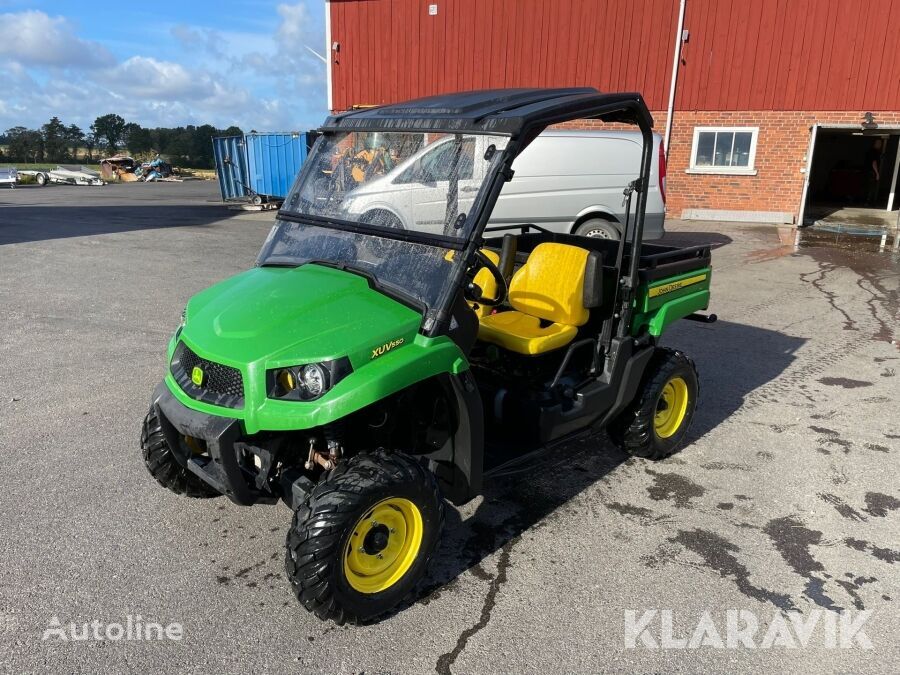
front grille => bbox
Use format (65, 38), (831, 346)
(171, 342), (244, 408)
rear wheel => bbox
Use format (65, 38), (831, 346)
(609, 348), (699, 459)
(140, 407), (220, 498)
(36, 173), (47, 187)
(285, 450), (443, 624)
(575, 218), (620, 240)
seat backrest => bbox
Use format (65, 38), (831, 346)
(508, 242), (590, 326)
(471, 248), (500, 318)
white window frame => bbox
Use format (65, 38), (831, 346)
(687, 126), (759, 175)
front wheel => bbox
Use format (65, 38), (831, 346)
(285, 450), (444, 624)
(609, 348), (699, 459)
(140, 407), (220, 498)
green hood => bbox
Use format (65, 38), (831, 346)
(164, 262), (467, 433)
(182, 264), (421, 368)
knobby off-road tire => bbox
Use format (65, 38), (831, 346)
(140, 407), (220, 498)
(285, 450), (444, 624)
(609, 348), (699, 460)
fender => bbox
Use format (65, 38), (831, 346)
(424, 371), (484, 505)
(359, 203), (409, 229)
(571, 205), (621, 232)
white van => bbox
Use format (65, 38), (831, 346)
(340, 129), (667, 240)
(495, 130), (666, 239)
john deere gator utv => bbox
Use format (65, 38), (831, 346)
(141, 88), (714, 623)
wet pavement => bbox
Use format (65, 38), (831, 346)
(804, 204), (900, 233)
(1, 186), (898, 673)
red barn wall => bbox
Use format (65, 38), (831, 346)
(677, 0), (900, 111)
(329, 0), (900, 113)
(329, 0), (680, 110)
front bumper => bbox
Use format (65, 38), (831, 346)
(152, 382), (280, 506)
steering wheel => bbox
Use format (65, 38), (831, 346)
(466, 250), (508, 306)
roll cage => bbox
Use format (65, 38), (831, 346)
(278, 87), (655, 338)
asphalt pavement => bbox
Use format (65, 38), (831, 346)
(0, 181), (897, 673)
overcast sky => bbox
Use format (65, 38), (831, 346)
(0, 1), (328, 132)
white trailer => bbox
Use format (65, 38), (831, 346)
(17, 166), (105, 187)
(0, 166), (16, 188)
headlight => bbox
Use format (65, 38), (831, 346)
(298, 364), (326, 397)
(267, 358), (352, 401)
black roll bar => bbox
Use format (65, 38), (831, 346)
(617, 115), (654, 339)
(428, 96), (655, 338)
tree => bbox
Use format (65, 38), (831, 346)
(124, 123), (154, 157)
(4, 118), (250, 168)
(41, 116), (67, 161)
(5, 127), (27, 143)
(66, 124), (84, 161)
(6, 126), (43, 163)
(84, 131), (98, 162)
(190, 124), (218, 167)
(92, 114), (126, 153)
(162, 127), (193, 164)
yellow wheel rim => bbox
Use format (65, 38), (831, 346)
(343, 497), (423, 594)
(654, 376), (689, 439)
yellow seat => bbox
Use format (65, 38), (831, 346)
(478, 242), (590, 355)
(470, 249), (501, 318)
(477, 311), (578, 355)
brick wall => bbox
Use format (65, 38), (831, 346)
(666, 110), (900, 220)
(557, 110), (900, 221)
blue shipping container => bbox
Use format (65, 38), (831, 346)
(212, 135), (250, 201)
(212, 131), (312, 203)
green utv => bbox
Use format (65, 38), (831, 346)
(141, 88), (714, 623)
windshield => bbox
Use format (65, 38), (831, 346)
(258, 130), (510, 314)
(256, 223), (458, 311)
(281, 130), (509, 239)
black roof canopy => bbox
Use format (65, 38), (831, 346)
(321, 88), (654, 137)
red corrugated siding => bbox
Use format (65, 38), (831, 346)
(676, 0), (900, 110)
(329, 0), (679, 110)
(329, 0), (900, 112)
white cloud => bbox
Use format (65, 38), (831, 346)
(101, 57), (218, 100)
(0, 3), (327, 132)
(169, 25), (225, 58)
(0, 10), (114, 69)
(237, 2), (326, 96)
(276, 1), (318, 53)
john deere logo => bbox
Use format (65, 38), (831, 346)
(371, 337), (405, 359)
(648, 273), (708, 298)
(191, 366), (206, 386)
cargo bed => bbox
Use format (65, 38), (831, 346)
(483, 225), (711, 280)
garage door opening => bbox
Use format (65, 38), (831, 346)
(801, 128), (900, 229)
